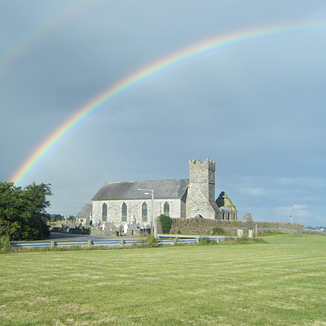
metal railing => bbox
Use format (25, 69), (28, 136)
(10, 235), (236, 249)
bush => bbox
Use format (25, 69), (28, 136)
(158, 215), (172, 234)
(0, 235), (11, 252)
(145, 234), (159, 247)
(212, 227), (226, 235)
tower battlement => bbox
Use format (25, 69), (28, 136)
(189, 158), (215, 171)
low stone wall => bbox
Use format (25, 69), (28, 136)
(167, 217), (304, 235)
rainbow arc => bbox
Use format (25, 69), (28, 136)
(9, 21), (324, 184)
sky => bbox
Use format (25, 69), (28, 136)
(1, 1), (326, 227)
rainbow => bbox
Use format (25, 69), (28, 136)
(9, 21), (324, 185)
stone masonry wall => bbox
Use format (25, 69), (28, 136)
(166, 217), (304, 235)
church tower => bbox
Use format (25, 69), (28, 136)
(186, 159), (219, 219)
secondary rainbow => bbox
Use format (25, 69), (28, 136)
(9, 21), (323, 184)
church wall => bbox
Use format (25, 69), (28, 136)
(92, 198), (184, 229)
(186, 191), (219, 219)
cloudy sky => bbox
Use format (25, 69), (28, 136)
(1, 1), (326, 227)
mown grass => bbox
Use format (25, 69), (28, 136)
(0, 234), (325, 325)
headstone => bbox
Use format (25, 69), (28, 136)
(237, 229), (243, 237)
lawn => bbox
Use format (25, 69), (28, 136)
(0, 234), (325, 325)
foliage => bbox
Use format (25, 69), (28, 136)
(145, 234), (159, 247)
(158, 214), (172, 234)
(0, 234), (10, 252)
(66, 215), (76, 221)
(0, 181), (52, 241)
(48, 214), (65, 222)
(211, 227), (227, 235)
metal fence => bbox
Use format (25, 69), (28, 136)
(10, 235), (235, 249)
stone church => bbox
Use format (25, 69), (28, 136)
(77, 159), (237, 235)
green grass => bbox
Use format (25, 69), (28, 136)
(0, 234), (325, 325)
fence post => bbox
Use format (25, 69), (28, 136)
(120, 239), (125, 247)
(50, 241), (56, 248)
(88, 240), (93, 248)
(174, 237), (178, 245)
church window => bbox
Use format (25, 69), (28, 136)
(164, 201), (170, 216)
(102, 203), (107, 221)
(121, 202), (127, 221)
(142, 202), (148, 221)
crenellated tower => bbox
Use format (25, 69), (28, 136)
(186, 159), (219, 219)
(189, 159), (216, 201)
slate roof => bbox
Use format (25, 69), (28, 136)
(76, 202), (92, 219)
(91, 179), (189, 201)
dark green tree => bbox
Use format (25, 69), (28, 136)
(0, 182), (52, 240)
(158, 214), (172, 234)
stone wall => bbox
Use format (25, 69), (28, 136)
(92, 198), (184, 229)
(165, 217), (304, 235)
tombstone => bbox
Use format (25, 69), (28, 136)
(237, 229), (243, 237)
(248, 229), (253, 238)
(123, 224), (128, 234)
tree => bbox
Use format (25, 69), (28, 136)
(158, 214), (172, 234)
(0, 182), (52, 240)
(48, 214), (65, 222)
(66, 215), (76, 222)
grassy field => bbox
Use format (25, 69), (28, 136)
(0, 234), (325, 326)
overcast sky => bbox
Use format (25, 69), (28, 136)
(1, 1), (326, 227)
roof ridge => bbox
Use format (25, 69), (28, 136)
(104, 178), (189, 184)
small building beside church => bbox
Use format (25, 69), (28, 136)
(78, 159), (237, 235)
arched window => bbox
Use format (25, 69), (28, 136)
(164, 201), (170, 216)
(102, 203), (107, 221)
(142, 202), (147, 221)
(121, 202), (127, 221)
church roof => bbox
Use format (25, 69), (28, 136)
(76, 202), (92, 219)
(92, 179), (189, 201)
(216, 191), (237, 211)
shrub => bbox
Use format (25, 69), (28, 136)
(212, 227), (226, 235)
(0, 235), (11, 252)
(145, 234), (159, 247)
(158, 215), (172, 234)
